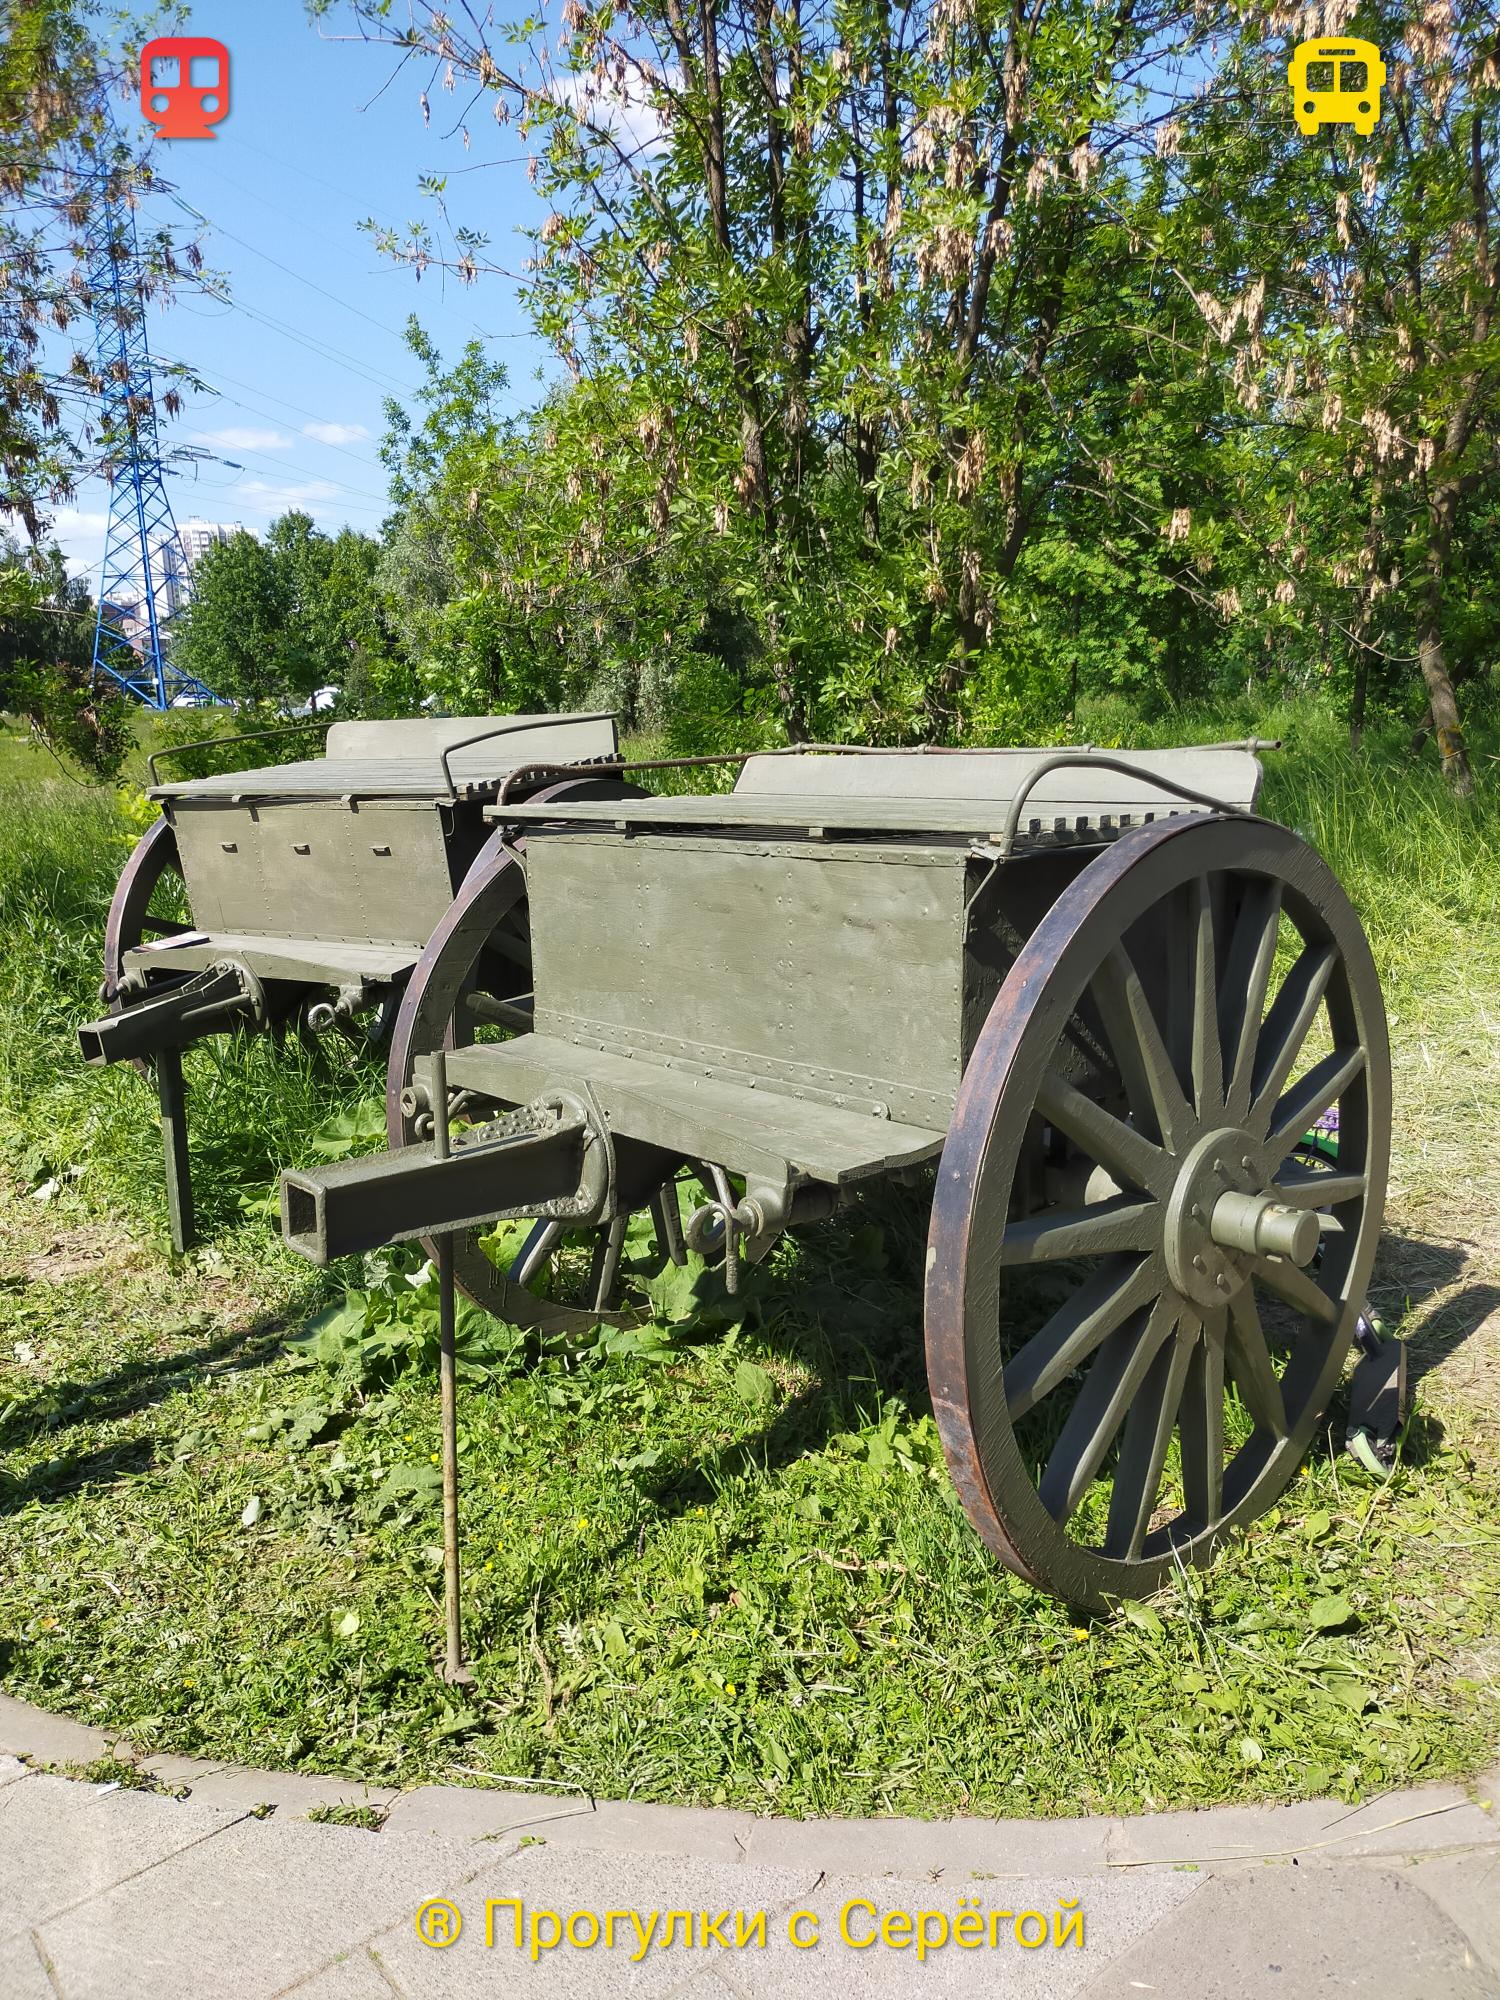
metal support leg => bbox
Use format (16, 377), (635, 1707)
(430, 1051), (473, 1686)
(651, 1181), (687, 1266)
(589, 1213), (628, 1311)
(156, 1048), (195, 1254)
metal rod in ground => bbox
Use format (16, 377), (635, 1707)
(429, 1051), (473, 1685)
(156, 1047), (195, 1254)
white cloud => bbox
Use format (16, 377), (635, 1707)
(11, 506), (111, 578)
(303, 421), (371, 446)
(191, 426), (294, 453)
(549, 62), (669, 160)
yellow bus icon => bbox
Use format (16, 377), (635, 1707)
(1289, 37), (1385, 137)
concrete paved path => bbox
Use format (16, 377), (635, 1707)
(1, 1695), (1496, 1998)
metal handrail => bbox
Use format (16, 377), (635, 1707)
(437, 712), (618, 802)
(492, 737), (1283, 814)
(996, 751), (1267, 858)
(146, 717), (333, 790)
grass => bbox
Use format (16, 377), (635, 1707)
(0, 707), (1498, 1819)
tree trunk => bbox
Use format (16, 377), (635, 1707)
(1417, 476), (1474, 795)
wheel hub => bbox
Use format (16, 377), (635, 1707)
(1163, 1127), (1319, 1310)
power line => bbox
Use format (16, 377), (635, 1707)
(153, 349), (387, 463)
(174, 286), (421, 399)
(172, 192), (428, 352)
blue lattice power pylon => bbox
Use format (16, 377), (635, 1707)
(86, 145), (218, 708)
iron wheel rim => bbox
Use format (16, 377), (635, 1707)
(925, 814), (1391, 1609)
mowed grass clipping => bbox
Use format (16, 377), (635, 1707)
(1, 712), (1498, 1818)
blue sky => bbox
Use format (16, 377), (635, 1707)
(54, 0), (554, 581)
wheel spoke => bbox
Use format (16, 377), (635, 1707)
(1004, 1255), (1159, 1419)
(1224, 1286), (1288, 1439)
(1036, 1073), (1173, 1198)
(1271, 1161), (1367, 1209)
(1188, 876), (1223, 1118)
(1002, 1195), (1162, 1266)
(1263, 1048), (1367, 1168)
(1248, 942), (1336, 1131)
(1038, 1296), (1178, 1524)
(464, 990), (535, 1033)
(1251, 1253), (1339, 1325)
(1219, 879), (1283, 1123)
(1179, 1321), (1226, 1529)
(1104, 1329), (1195, 1560)
(510, 1217), (564, 1289)
(1091, 946), (1195, 1152)
(484, 923), (532, 972)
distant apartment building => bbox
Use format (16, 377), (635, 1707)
(99, 522), (246, 651)
(179, 518), (245, 569)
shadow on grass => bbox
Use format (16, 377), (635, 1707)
(581, 1205), (936, 1569)
(0, 1436), (158, 1517)
(0, 1302), (310, 1458)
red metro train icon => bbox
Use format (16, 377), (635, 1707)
(140, 37), (230, 140)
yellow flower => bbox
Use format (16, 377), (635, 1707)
(404, 1433), (414, 1443)
(725, 1682), (737, 1697)
(429, 1454), (440, 1465)
(576, 1516), (589, 1530)
(1071, 1628), (1089, 1642)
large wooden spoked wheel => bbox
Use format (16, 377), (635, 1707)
(386, 777), (660, 1334)
(926, 814), (1390, 1609)
(103, 816), (193, 1077)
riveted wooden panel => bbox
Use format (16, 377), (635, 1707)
(526, 832), (969, 1128)
(169, 797), (457, 945)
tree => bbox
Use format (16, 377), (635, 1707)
(171, 514), (390, 704)
(0, 536), (131, 773)
(1, 0), (200, 530)
(318, 0), (1215, 741)
(1140, 3), (1500, 791)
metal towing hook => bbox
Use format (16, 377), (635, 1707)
(683, 1169), (842, 1293)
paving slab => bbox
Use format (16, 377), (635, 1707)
(0, 1693), (119, 1770)
(1103, 1783), (1498, 1868)
(662, 1971), (747, 2000)
(0, 1756), (29, 1792)
(0, 1930), (57, 2000)
(1404, 1851), (1500, 1980)
(742, 1809), (1116, 1881)
(282, 1947), (404, 1998)
(138, 1752), (231, 1792)
(175, 1762), (401, 1818)
(34, 1816), (487, 2000)
(719, 1868), (1199, 1999)
(0, 1772), (242, 1946)
(1077, 1862), (1496, 1999)
(383, 1787), (757, 1863)
(373, 1842), (824, 1999)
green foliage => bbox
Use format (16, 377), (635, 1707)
(0, 539), (132, 776)
(0, 0), (196, 526)
(292, 0), (1498, 782)
(172, 514), (390, 706)
(2, 729), (1500, 1809)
